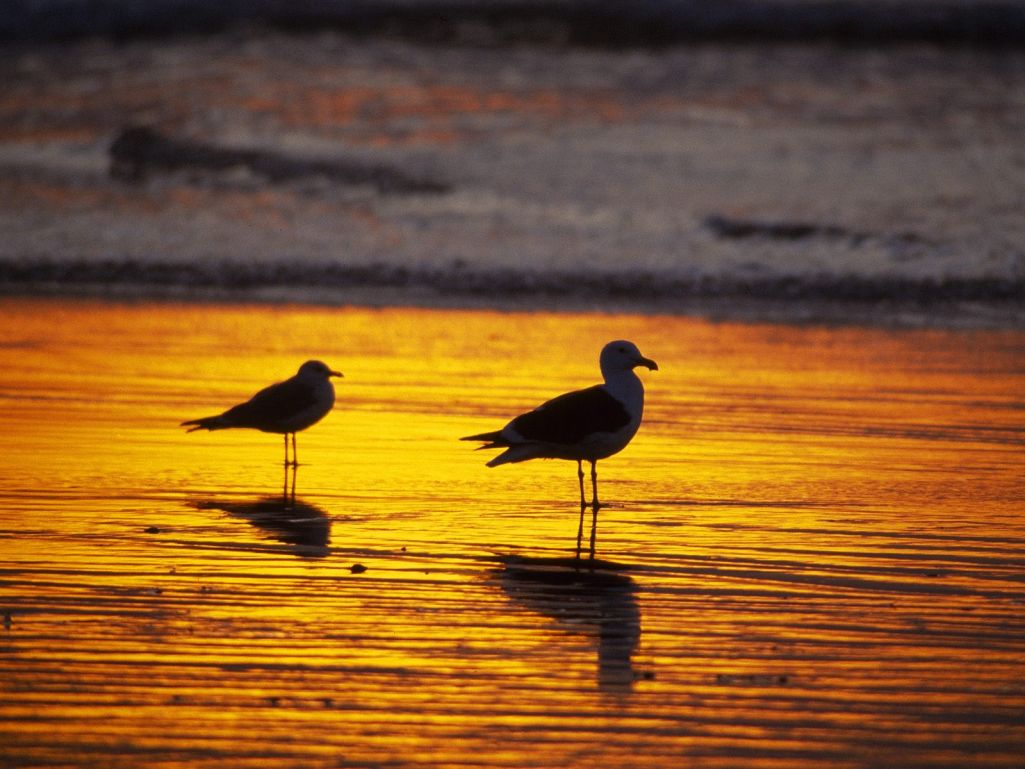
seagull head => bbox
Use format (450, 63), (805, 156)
(297, 360), (344, 380)
(600, 340), (658, 374)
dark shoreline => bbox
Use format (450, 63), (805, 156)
(3, 258), (1023, 329)
(5, 1), (1025, 48)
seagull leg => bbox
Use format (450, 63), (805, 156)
(576, 460), (586, 560)
(283, 434), (290, 466)
(291, 433), (299, 467)
(589, 461), (599, 560)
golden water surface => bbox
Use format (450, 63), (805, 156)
(1, 299), (1024, 769)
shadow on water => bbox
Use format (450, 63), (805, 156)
(191, 465), (331, 558)
(496, 555), (642, 694)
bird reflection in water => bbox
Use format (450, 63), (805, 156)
(497, 556), (642, 693)
(192, 464), (331, 558)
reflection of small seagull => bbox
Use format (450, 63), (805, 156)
(192, 492), (332, 559)
(462, 340), (657, 559)
(181, 360), (342, 466)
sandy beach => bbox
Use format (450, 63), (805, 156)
(2, 6), (1025, 767)
(1, 15), (1023, 325)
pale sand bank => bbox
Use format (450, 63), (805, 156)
(1, 28), (1023, 325)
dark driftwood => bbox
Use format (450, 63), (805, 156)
(109, 125), (448, 195)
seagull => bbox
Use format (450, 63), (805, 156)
(181, 360), (342, 466)
(462, 340), (657, 559)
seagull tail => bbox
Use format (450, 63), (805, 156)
(460, 430), (505, 444)
(462, 430), (521, 463)
(485, 445), (539, 467)
(180, 415), (229, 432)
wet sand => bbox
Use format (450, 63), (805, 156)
(1, 299), (1023, 768)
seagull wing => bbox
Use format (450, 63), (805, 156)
(220, 377), (319, 429)
(509, 385), (631, 446)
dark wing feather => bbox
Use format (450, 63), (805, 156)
(510, 385), (630, 445)
(222, 378), (318, 428)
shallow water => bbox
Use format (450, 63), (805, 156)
(1, 298), (1024, 768)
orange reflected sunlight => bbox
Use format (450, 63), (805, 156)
(1, 298), (1023, 768)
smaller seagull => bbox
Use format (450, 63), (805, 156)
(182, 360), (342, 466)
(462, 340), (657, 559)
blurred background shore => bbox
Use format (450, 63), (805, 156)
(2, 1), (1023, 326)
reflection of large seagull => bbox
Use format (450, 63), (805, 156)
(462, 340), (657, 558)
(182, 360), (342, 466)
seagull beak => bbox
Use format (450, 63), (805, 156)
(331, 370), (344, 378)
(636, 356), (658, 371)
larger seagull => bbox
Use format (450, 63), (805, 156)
(182, 360), (342, 466)
(462, 340), (657, 559)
